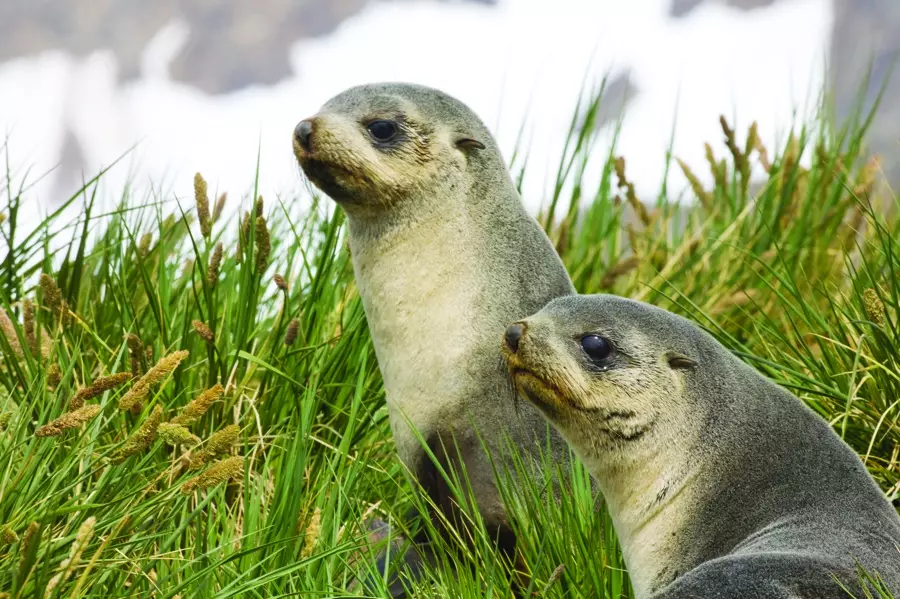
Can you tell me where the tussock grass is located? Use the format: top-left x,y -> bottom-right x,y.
1,78 -> 898,597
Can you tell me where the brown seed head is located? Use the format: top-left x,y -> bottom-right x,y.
172,383 -> 223,427
274,273 -> 288,291
192,320 -> 214,345
300,507 -> 322,559
70,372 -> 131,411
112,404 -> 163,463
118,350 -> 189,412
255,216 -> 270,276
181,455 -> 244,494
47,363 -> 62,389
0,525 -> 17,545
213,192 -> 227,222
194,172 -> 212,238
863,288 -> 886,327
35,404 -> 102,437
207,242 -> 224,287
0,308 -> 22,357
158,422 -> 201,447
189,424 -> 239,469
284,318 -> 300,346
23,299 -> 36,354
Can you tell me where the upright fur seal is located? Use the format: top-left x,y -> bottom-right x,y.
502,294 -> 900,599
292,83 -> 576,593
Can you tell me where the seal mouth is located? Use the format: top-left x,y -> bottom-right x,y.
296,154 -> 358,203
508,368 -> 567,417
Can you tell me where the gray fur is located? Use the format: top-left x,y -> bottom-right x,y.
294,82 -> 576,590
510,294 -> 900,599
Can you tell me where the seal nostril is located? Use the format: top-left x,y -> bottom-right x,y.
505,324 -> 524,353
294,120 -> 314,151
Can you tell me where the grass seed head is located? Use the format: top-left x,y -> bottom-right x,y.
300,506 -> 322,559
254,216 -> 271,275
863,288 -> 886,327
284,318 -> 300,346
181,455 -> 244,494
118,350 -> 189,412
70,372 -> 131,411
274,273 -> 288,291
0,411 -> 12,432
1,525 -> 17,545
158,422 -> 201,447
43,516 -> 96,598
194,172 -> 212,238
207,242 -> 224,287
126,334 -> 145,379
35,405 -> 102,437
172,383 -> 223,426
112,404 -> 163,463
23,299 -> 36,354
213,192 -> 227,222
191,320 -> 214,345
47,363 -> 62,389
138,232 -> 153,257
189,424 -> 239,469
0,308 -> 22,357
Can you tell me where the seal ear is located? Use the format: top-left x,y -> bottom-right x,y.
455,136 -> 486,151
666,352 -> 696,370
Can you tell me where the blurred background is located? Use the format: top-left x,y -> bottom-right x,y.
0,0 -> 896,223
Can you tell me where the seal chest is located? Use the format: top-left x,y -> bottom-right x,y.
502,294 -> 900,598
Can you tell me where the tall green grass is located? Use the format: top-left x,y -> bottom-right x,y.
0,80 -> 898,597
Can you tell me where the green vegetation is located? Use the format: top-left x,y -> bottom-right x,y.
0,79 -> 898,597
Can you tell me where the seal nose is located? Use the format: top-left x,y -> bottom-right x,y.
505,324 -> 524,353
294,120 -> 314,152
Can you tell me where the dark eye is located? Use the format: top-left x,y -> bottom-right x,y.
367,120 -> 398,142
580,335 -> 614,362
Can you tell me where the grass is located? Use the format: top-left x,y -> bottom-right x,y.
0,78 -> 899,598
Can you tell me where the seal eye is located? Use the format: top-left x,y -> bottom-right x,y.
367,120 -> 398,142
581,335 -> 614,363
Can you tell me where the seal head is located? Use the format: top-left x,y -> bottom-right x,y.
503,294 -> 900,598
294,82 -> 491,213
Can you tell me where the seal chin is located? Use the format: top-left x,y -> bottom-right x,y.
296,154 -> 360,205
510,369 -> 566,419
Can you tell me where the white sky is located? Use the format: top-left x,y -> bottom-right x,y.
0,0 -> 831,236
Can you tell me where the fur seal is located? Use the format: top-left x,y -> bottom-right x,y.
292,82 -> 576,594
502,294 -> 900,599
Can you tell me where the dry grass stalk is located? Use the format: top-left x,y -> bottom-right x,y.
207,242 -> 223,287
274,273 -> 288,291
43,517 -> 96,598
189,424 -> 239,469
600,256 -> 640,289
112,404 -> 163,463
158,423 -> 201,447
300,506 -> 322,559
118,350 -> 189,412
171,383 -> 223,426
181,455 -> 244,494
35,405 -> 102,437
194,172 -> 212,239
70,372 -> 131,411
191,320 -> 214,345
284,318 -> 300,346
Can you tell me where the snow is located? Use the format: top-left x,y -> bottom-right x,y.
0,0 -> 831,236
